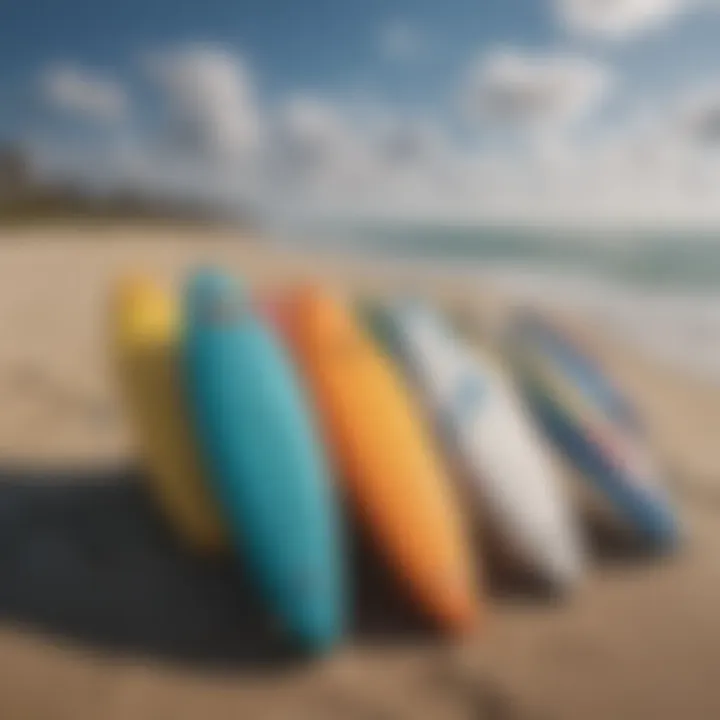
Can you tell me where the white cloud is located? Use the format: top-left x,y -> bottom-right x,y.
679,87 -> 720,145
556,0 -> 706,40
278,97 -> 360,170
247,94 -> 460,220
29,45 -> 720,229
277,99 -> 448,180
279,98 -> 366,177
269,96 -> 397,215
41,65 -> 127,122
379,19 -> 423,62
146,44 -> 262,163
461,49 -> 612,132
260,83 -> 720,227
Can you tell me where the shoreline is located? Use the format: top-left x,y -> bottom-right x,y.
273,232 -> 720,387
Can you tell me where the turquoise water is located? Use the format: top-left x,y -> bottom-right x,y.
295,223 -> 720,290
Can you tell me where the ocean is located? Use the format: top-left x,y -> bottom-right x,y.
278,222 -> 720,383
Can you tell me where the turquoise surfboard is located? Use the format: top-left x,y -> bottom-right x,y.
181,269 -> 346,653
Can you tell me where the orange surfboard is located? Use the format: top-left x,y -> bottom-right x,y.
270,286 -> 481,634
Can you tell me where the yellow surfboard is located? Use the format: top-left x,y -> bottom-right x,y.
110,275 -> 226,553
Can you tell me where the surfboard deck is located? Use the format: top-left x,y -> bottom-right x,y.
182,270 -> 346,653
110,275 -> 226,553
269,286 -> 480,635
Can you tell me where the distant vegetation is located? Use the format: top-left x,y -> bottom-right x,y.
0,146 -> 243,228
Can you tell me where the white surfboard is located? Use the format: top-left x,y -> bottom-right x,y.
381,301 -> 585,590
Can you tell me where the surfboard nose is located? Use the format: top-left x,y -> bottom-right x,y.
185,268 -> 249,325
188,267 -> 247,298
112,274 -> 177,343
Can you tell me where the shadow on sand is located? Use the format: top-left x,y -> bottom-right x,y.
476,501 -> 667,608
0,463 -> 660,672
0,464 -> 435,670
582,512 -> 672,565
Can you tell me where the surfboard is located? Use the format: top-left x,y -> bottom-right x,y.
109,275 -> 226,553
507,310 -> 678,551
181,269 -> 346,653
270,286 -> 479,635
364,299 -> 584,590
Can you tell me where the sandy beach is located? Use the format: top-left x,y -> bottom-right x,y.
0,225 -> 719,719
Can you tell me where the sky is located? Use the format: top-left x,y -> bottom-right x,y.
4,0 -> 720,227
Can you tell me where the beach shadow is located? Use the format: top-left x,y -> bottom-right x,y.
0,464 -> 433,670
485,564 -> 568,606
348,513 -> 436,644
582,512 -> 668,565
477,524 -> 569,607
0,464 -> 294,670
470,504 -> 663,603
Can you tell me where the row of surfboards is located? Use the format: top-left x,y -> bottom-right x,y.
110,268 -> 679,655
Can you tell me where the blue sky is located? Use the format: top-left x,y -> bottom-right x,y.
4,0 -> 720,226
0,0 -> 552,129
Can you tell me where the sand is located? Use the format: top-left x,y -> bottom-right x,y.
0,225 -> 718,719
